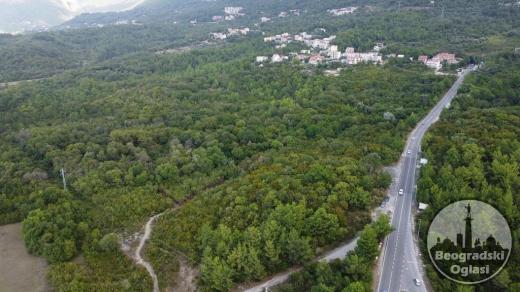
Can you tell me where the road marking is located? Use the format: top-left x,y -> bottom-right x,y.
387,156 -> 414,291
377,69 -> 473,292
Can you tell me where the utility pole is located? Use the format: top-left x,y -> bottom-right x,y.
417,218 -> 421,239
60,168 -> 67,191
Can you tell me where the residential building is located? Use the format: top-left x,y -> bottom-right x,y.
256,56 -> 269,63
211,32 -> 227,40
373,42 -> 385,52
425,59 -> 442,70
308,55 -> 323,65
272,54 -> 284,63
301,32 -> 312,39
225,7 -> 244,15
432,52 -> 457,64
329,45 -> 341,59
328,7 -> 358,16
419,52 -> 457,70
345,47 -> 382,64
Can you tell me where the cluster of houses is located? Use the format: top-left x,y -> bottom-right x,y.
418,53 -> 458,70
344,47 -> 382,64
328,7 -> 358,16
263,32 -> 335,50
211,27 -> 250,40
211,6 -> 245,22
256,46 -> 384,66
257,31 -> 385,66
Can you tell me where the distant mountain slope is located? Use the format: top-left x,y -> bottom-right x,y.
60,0 -> 358,29
0,0 -> 144,33
0,0 -> 72,33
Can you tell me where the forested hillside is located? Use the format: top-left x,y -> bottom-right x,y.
417,53 -> 520,291
0,35 -> 453,288
1,0 -> 519,82
0,0 -> 519,291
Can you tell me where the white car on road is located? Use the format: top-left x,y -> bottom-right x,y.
398,189 -> 404,195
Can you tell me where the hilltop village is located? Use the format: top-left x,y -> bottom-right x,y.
255,30 -> 459,74
201,6 -> 460,74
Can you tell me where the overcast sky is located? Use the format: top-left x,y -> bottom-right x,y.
0,0 -> 144,13
0,0 -> 146,33
63,0 -> 145,12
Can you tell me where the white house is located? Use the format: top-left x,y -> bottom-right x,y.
211,32 -> 227,40
329,45 -> 341,59
345,47 -> 382,64
256,56 -> 269,63
328,7 -> 358,16
225,7 -> 244,15
272,54 -> 284,63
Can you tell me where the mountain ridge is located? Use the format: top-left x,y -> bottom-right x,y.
0,0 -> 144,33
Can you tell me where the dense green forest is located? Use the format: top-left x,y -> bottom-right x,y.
144,62 -> 452,290
417,53 -> 520,291
0,40 -> 452,289
0,0 -> 519,291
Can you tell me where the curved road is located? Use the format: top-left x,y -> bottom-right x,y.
243,237 -> 359,292
377,66 -> 476,292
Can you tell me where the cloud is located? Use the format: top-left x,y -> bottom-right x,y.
63,0 -> 145,13
0,0 -> 144,13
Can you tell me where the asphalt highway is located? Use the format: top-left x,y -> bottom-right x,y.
377,66 -> 475,292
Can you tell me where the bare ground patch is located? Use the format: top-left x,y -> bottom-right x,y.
0,223 -> 50,292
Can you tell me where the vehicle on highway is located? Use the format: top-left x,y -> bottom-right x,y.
398,189 -> 404,195
407,150 -> 411,154
414,278 -> 422,286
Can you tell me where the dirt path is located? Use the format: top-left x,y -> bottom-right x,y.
123,203 -> 197,292
0,223 -> 50,292
132,213 -> 166,292
0,78 -> 45,89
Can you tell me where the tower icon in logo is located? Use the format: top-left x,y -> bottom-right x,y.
464,203 -> 472,249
